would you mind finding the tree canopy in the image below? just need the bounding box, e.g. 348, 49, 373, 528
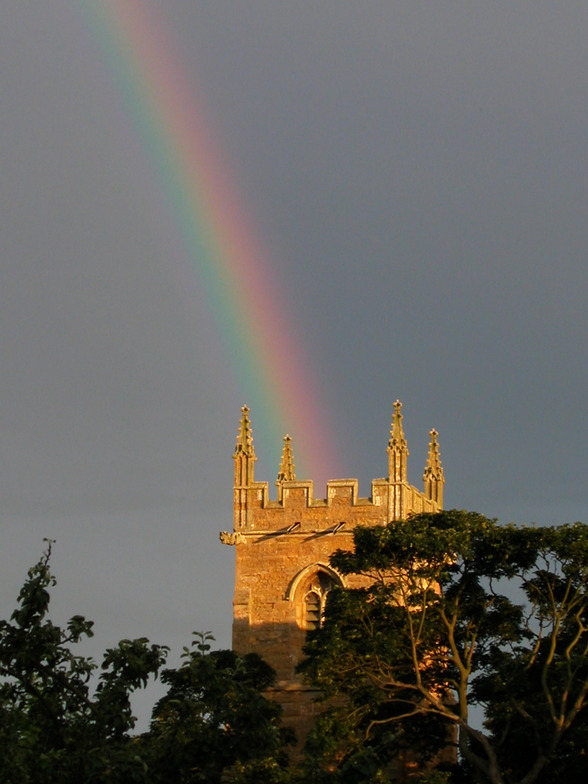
299, 511, 588, 784
0, 542, 169, 783
4, 516, 588, 784
144, 631, 294, 783
0, 544, 293, 783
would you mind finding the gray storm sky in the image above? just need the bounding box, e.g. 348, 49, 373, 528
1, 0, 587, 696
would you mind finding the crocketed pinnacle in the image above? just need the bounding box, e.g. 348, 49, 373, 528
234, 405, 256, 458
276, 435, 296, 483
388, 400, 408, 454
423, 428, 444, 482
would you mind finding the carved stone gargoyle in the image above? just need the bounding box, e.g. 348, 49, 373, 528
219, 530, 245, 546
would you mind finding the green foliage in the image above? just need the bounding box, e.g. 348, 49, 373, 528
299, 511, 588, 784
0, 546, 295, 783
0, 542, 168, 783
144, 631, 294, 783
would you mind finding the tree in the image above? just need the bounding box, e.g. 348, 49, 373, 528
144, 632, 295, 783
0, 542, 168, 783
299, 511, 588, 784
0, 545, 295, 783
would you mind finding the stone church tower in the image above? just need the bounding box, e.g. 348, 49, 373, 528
220, 401, 444, 742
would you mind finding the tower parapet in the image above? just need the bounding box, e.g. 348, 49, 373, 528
228, 401, 442, 533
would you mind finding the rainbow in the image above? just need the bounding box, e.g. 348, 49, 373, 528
77, 0, 339, 486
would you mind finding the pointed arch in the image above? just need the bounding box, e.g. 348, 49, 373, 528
287, 562, 344, 630
287, 562, 344, 603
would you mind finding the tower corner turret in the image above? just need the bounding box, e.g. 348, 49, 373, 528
423, 428, 444, 507
233, 405, 257, 528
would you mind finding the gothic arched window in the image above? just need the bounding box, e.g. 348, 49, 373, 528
303, 571, 336, 630
304, 590, 321, 630
289, 563, 344, 631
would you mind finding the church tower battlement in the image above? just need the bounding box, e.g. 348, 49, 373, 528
220, 402, 444, 744
226, 401, 443, 537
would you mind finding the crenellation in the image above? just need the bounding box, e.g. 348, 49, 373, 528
280, 481, 313, 507
326, 478, 357, 505
237, 475, 444, 530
